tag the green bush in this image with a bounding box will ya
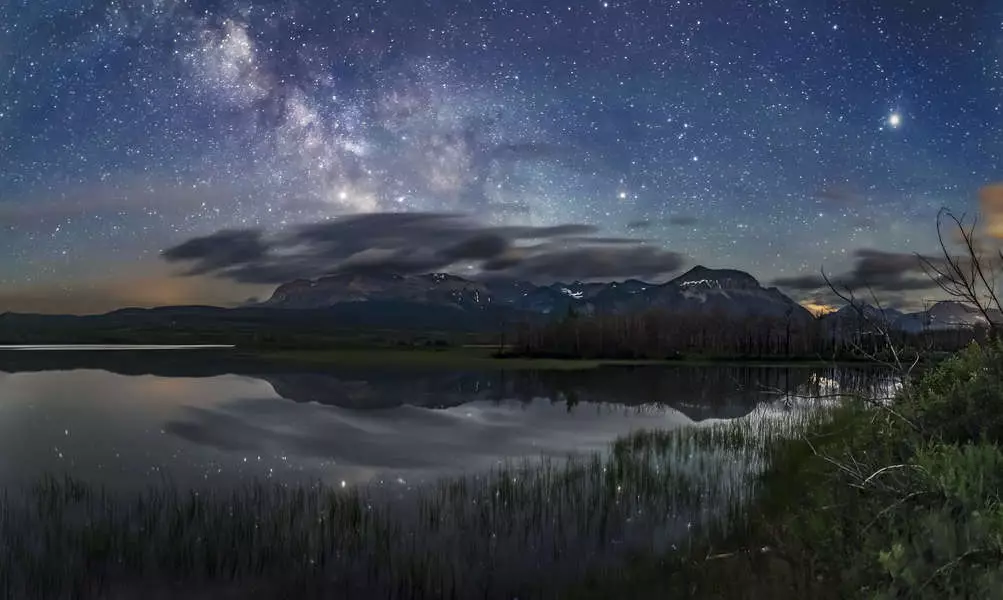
[904,341,1003,445]
[871,442,1003,599]
[761,341,1003,599]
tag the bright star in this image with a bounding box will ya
[888,112,902,128]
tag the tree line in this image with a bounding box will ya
[502,308,987,360]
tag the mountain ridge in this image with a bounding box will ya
[0,267,995,340]
[259,266,816,322]
[822,300,1002,332]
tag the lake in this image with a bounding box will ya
[0,349,883,492]
[0,349,894,597]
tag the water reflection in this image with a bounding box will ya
[0,351,887,492]
[0,349,884,417]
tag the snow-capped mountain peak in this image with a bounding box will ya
[669,266,762,290]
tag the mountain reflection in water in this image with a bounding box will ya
[0,350,886,492]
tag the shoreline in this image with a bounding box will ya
[0,343,923,371]
[246,346,896,370]
[0,344,235,351]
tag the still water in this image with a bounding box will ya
[0,350,881,492]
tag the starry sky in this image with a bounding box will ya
[2,0,1002,313]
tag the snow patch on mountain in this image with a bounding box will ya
[679,279,721,289]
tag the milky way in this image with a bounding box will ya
[1,0,1000,311]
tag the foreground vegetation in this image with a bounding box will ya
[625,339,1003,600]
[732,340,1003,599]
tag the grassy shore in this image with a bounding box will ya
[663,340,1003,599]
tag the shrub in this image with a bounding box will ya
[903,341,1003,445]
[872,442,1003,599]
[769,341,1003,598]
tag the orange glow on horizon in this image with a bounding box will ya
[980,183,1003,239]
[801,301,837,317]
[0,270,268,315]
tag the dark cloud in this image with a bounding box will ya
[335,248,447,277]
[161,229,270,276]
[221,263,325,285]
[440,232,511,261]
[854,249,927,282]
[481,255,523,271]
[162,212,685,284]
[496,224,600,238]
[771,248,939,293]
[495,245,685,281]
[562,236,645,245]
[770,274,829,291]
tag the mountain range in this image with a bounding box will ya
[259,266,998,332]
[0,266,995,343]
[260,265,815,322]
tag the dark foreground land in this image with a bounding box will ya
[1,340,1001,598]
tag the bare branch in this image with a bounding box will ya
[919,208,1001,339]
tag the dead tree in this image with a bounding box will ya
[822,272,921,383]
[919,208,1002,339]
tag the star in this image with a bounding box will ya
[0,0,993,313]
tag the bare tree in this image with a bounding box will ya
[919,208,1003,338]
[821,272,921,379]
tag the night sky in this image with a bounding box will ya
[2,0,1000,313]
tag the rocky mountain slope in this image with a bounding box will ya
[261,265,816,323]
[618,266,813,320]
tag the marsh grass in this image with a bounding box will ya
[0,380,868,599]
